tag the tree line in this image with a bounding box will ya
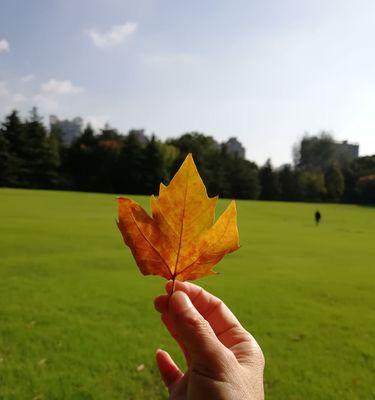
[0,108,374,204]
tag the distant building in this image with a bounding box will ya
[129,129,148,145]
[334,140,359,161]
[223,137,245,158]
[50,115,83,146]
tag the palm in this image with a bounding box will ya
[154,281,264,400]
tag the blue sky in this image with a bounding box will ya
[1,0,375,165]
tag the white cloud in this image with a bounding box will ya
[1,77,85,117]
[41,79,84,95]
[86,22,137,48]
[13,93,27,103]
[141,51,202,68]
[84,114,109,130]
[21,74,35,83]
[0,82,25,103]
[30,79,85,113]
[0,39,10,53]
[0,81,9,97]
[33,93,58,112]
[0,81,27,115]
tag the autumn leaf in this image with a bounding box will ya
[117,153,239,284]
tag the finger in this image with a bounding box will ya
[161,313,191,364]
[155,294,191,363]
[154,294,169,313]
[166,281,225,321]
[155,349,183,389]
[167,281,251,349]
[167,282,261,367]
[168,290,232,371]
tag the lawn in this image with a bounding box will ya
[0,188,374,400]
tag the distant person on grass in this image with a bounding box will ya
[315,210,322,226]
[154,281,265,400]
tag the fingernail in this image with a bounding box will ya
[170,290,192,313]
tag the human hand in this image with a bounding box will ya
[154,281,265,400]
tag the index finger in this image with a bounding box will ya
[165,281,252,350]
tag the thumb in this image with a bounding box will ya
[169,290,229,367]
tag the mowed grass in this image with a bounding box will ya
[0,188,374,400]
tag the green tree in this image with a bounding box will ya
[0,131,10,186]
[342,156,375,203]
[325,163,344,201]
[167,132,221,196]
[2,110,25,153]
[64,124,98,190]
[22,107,60,188]
[210,145,259,199]
[116,131,146,194]
[259,159,280,200]
[357,174,375,204]
[159,143,180,182]
[277,164,301,201]
[0,110,26,186]
[226,158,260,199]
[141,135,168,194]
[299,171,327,201]
[94,125,122,192]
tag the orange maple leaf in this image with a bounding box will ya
[117,153,239,284]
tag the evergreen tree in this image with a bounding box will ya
[22,107,60,188]
[212,146,259,199]
[0,110,26,186]
[116,132,145,194]
[0,131,10,186]
[2,108,371,204]
[64,124,97,190]
[227,158,260,199]
[94,125,122,192]
[2,110,25,153]
[167,132,221,196]
[81,123,96,145]
[259,159,280,200]
[141,135,167,194]
[278,164,301,201]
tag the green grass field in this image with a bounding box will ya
[0,188,374,400]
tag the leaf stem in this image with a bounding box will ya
[171,276,176,294]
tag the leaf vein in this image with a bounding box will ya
[176,208,233,278]
[129,212,173,278]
